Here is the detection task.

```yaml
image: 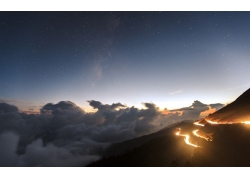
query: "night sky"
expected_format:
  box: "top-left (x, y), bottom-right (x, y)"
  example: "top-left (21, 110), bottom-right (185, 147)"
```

top-left (1, 11), bottom-right (250, 112)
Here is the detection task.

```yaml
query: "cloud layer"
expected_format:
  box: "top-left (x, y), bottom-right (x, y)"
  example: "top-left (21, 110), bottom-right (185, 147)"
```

top-left (0, 100), bottom-right (224, 166)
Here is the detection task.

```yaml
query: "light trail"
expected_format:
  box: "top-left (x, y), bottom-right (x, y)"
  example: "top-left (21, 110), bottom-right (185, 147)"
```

top-left (192, 130), bottom-right (202, 138)
top-left (193, 121), bottom-right (204, 126)
top-left (206, 120), bottom-right (218, 124)
top-left (177, 119), bottom-right (250, 148)
top-left (176, 131), bottom-right (200, 147)
top-left (192, 129), bottom-right (212, 141)
top-left (206, 119), bottom-right (250, 125)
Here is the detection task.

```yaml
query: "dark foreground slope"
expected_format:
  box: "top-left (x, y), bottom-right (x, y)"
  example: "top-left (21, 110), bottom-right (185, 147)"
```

top-left (88, 121), bottom-right (196, 167)
top-left (88, 122), bottom-right (250, 167)
top-left (206, 88), bottom-right (250, 123)
top-left (102, 121), bottom-right (183, 157)
top-left (192, 123), bottom-right (250, 166)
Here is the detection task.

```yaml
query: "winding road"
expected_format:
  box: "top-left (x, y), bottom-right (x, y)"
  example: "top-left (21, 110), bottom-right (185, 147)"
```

top-left (175, 120), bottom-right (212, 147)
top-left (175, 131), bottom-right (200, 147)
top-left (177, 119), bottom-right (250, 148)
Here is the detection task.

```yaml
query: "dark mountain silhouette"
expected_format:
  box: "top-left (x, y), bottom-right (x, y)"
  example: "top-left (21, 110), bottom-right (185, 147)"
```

top-left (205, 88), bottom-right (250, 123)
top-left (88, 88), bottom-right (250, 167)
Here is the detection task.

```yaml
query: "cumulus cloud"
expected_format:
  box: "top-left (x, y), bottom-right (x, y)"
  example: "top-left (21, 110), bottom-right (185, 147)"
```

top-left (209, 103), bottom-right (225, 111)
top-left (0, 101), bottom-right (159, 166)
top-left (0, 102), bottom-right (18, 113)
top-left (41, 101), bottom-right (84, 115)
top-left (159, 101), bottom-right (226, 128)
top-left (0, 100), bottom-right (223, 166)
top-left (173, 100), bottom-right (210, 120)
top-left (0, 103), bottom-right (26, 134)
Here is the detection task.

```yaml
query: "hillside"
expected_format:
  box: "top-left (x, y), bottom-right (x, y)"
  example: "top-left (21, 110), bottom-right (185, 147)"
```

top-left (102, 121), bottom-right (189, 157)
top-left (88, 122), bottom-right (250, 167)
top-left (88, 121), bottom-right (196, 166)
top-left (206, 88), bottom-right (250, 123)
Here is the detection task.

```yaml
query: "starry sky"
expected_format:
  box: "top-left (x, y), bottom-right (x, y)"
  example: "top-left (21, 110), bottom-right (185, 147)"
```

top-left (1, 11), bottom-right (250, 112)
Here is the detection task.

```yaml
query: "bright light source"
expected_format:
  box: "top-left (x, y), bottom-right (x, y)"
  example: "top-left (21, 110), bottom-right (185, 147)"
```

top-left (206, 120), bottom-right (218, 124)
top-left (192, 129), bottom-right (212, 141)
top-left (175, 131), bottom-right (200, 147)
top-left (194, 122), bottom-right (204, 126)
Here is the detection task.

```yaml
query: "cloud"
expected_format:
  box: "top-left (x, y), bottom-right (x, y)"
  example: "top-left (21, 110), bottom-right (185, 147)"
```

top-left (0, 132), bottom-right (19, 166)
top-left (0, 101), bottom-right (160, 166)
top-left (170, 100), bottom-right (210, 120)
top-left (0, 103), bottom-right (26, 134)
top-left (169, 90), bottom-right (182, 95)
top-left (0, 100), bottom-right (223, 166)
top-left (0, 98), bottom-right (44, 114)
top-left (209, 103), bottom-right (225, 111)
top-left (0, 131), bottom-right (99, 167)
top-left (19, 138), bottom-right (99, 167)
top-left (40, 101), bottom-right (84, 114)
top-left (88, 100), bottom-right (126, 111)
top-left (0, 102), bottom-right (19, 113)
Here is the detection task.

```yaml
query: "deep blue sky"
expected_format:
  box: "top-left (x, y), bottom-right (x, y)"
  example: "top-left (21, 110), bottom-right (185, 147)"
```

top-left (1, 12), bottom-right (250, 112)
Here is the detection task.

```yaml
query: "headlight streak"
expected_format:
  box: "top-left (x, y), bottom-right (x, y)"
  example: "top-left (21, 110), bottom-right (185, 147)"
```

top-left (175, 131), bottom-right (200, 148)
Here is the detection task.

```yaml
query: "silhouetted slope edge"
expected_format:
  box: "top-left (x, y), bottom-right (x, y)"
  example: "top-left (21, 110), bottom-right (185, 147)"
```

top-left (206, 88), bottom-right (250, 123)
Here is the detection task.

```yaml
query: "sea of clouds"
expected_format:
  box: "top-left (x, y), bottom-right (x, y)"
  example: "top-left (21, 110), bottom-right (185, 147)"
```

top-left (0, 100), bottom-right (224, 166)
